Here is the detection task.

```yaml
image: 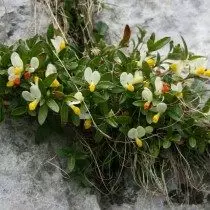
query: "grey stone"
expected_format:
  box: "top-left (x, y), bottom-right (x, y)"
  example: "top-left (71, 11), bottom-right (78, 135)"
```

top-left (98, 0), bottom-right (210, 61)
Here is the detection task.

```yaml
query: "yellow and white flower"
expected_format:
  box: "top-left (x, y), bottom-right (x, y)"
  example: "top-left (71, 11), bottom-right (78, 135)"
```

top-left (120, 72), bottom-right (134, 92)
top-left (66, 92), bottom-right (84, 116)
top-left (132, 70), bottom-right (143, 84)
top-left (171, 82), bottom-right (183, 98)
top-left (7, 52), bottom-right (24, 87)
top-left (22, 83), bottom-right (41, 111)
top-left (84, 67), bottom-right (101, 92)
top-left (152, 102), bottom-right (167, 123)
top-left (128, 126), bottom-right (146, 147)
top-left (51, 36), bottom-right (66, 53)
top-left (189, 57), bottom-right (207, 76)
top-left (169, 60), bottom-right (190, 79)
top-left (27, 57), bottom-right (39, 73)
top-left (79, 105), bottom-right (92, 129)
top-left (45, 64), bottom-right (60, 88)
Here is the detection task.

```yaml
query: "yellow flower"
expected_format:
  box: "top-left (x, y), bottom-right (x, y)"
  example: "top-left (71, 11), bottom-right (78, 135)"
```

top-left (175, 92), bottom-right (183, 98)
top-left (120, 72), bottom-right (135, 92)
top-left (152, 113), bottom-right (160, 123)
top-left (51, 36), bottom-right (66, 53)
top-left (50, 79), bottom-right (60, 88)
top-left (135, 138), bottom-right (143, 147)
top-left (204, 70), bottom-right (210, 77)
top-left (195, 67), bottom-right (205, 75)
top-left (84, 67), bottom-right (101, 92)
top-left (29, 99), bottom-right (39, 111)
top-left (89, 82), bottom-right (96, 92)
top-left (70, 105), bottom-right (81, 116)
top-left (22, 84), bottom-right (42, 111)
top-left (6, 80), bottom-right (14, 87)
top-left (146, 58), bottom-right (156, 68)
top-left (170, 63), bottom-right (178, 72)
top-left (67, 92), bottom-right (84, 116)
top-left (126, 83), bottom-right (134, 92)
top-left (84, 119), bottom-right (92, 129)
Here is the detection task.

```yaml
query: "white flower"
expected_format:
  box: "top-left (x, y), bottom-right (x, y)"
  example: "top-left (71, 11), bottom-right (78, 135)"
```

top-left (45, 64), bottom-right (60, 88)
top-left (66, 92), bottom-right (84, 116)
top-left (7, 52), bottom-right (24, 87)
top-left (156, 102), bottom-right (167, 113)
top-left (189, 57), bottom-right (207, 75)
top-left (155, 77), bottom-right (163, 95)
top-left (128, 126), bottom-right (146, 147)
top-left (171, 82), bottom-right (183, 98)
top-left (51, 36), bottom-right (66, 53)
top-left (84, 67), bottom-right (101, 92)
top-left (132, 70), bottom-right (143, 84)
top-left (28, 57), bottom-right (39, 73)
top-left (22, 84), bottom-right (41, 111)
top-left (168, 60), bottom-right (190, 79)
top-left (171, 82), bottom-right (183, 93)
top-left (120, 72), bottom-right (134, 92)
top-left (142, 87), bottom-right (153, 102)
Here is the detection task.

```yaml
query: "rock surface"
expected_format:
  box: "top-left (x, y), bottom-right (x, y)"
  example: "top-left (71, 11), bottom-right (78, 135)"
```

top-left (98, 0), bottom-right (210, 61)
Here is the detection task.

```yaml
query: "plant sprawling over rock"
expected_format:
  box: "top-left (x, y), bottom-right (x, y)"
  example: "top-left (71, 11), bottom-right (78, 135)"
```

top-left (1, 25), bottom-right (210, 195)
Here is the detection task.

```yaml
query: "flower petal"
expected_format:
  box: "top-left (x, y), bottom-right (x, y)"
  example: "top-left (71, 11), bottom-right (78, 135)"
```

top-left (22, 91), bottom-right (34, 101)
top-left (84, 67), bottom-right (92, 84)
top-left (51, 38), bottom-right (60, 53)
top-left (127, 73), bottom-right (134, 84)
top-left (45, 63), bottom-right (57, 77)
top-left (30, 57), bottom-right (39, 70)
top-left (92, 71), bottom-right (101, 85)
top-left (74, 92), bottom-right (84, 102)
top-left (157, 102), bottom-right (167, 113)
top-left (128, 128), bottom-right (138, 139)
top-left (155, 77), bottom-right (163, 95)
top-left (120, 72), bottom-right (128, 87)
top-left (11, 52), bottom-right (23, 69)
top-left (136, 126), bottom-right (146, 138)
top-left (8, 67), bottom-right (14, 76)
top-left (30, 85), bottom-right (41, 99)
top-left (142, 87), bottom-right (153, 102)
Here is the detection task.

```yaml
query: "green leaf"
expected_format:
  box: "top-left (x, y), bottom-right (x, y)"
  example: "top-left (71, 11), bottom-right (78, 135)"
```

top-left (116, 116), bottom-right (132, 124)
top-left (38, 79), bottom-right (46, 96)
top-left (181, 36), bottom-right (188, 59)
top-left (142, 61), bottom-right (151, 78)
top-left (93, 92), bottom-right (109, 104)
top-left (149, 37), bottom-right (171, 52)
top-left (47, 99), bottom-right (59, 113)
top-left (133, 100), bottom-right (144, 107)
top-left (11, 106), bottom-right (27, 116)
top-left (97, 81), bottom-right (115, 90)
top-left (111, 86), bottom-right (125, 93)
top-left (38, 104), bottom-right (48, 125)
top-left (163, 140), bottom-right (171, 149)
top-left (95, 21), bottom-right (109, 36)
top-left (60, 102), bottom-right (69, 124)
top-left (106, 118), bottom-right (118, 128)
top-left (189, 137), bottom-right (196, 148)
top-left (47, 23), bottom-right (54, 40)
top-left (149, 143), bottom-right (160, 158)
top-left (67, 155), bottom-right (75, 173)
top-left (167, 105), bottom-right (182, 121)
top-left (44, 73), bottom-right (57, 88)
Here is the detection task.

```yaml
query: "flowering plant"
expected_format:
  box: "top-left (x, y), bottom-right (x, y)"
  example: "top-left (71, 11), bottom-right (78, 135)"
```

top-left (0, 25), bottom-right (210, 194)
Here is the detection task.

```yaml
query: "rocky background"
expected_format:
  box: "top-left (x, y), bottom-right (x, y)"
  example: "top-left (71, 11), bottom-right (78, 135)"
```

top-left (1, 0), bottom-right (210, 209)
